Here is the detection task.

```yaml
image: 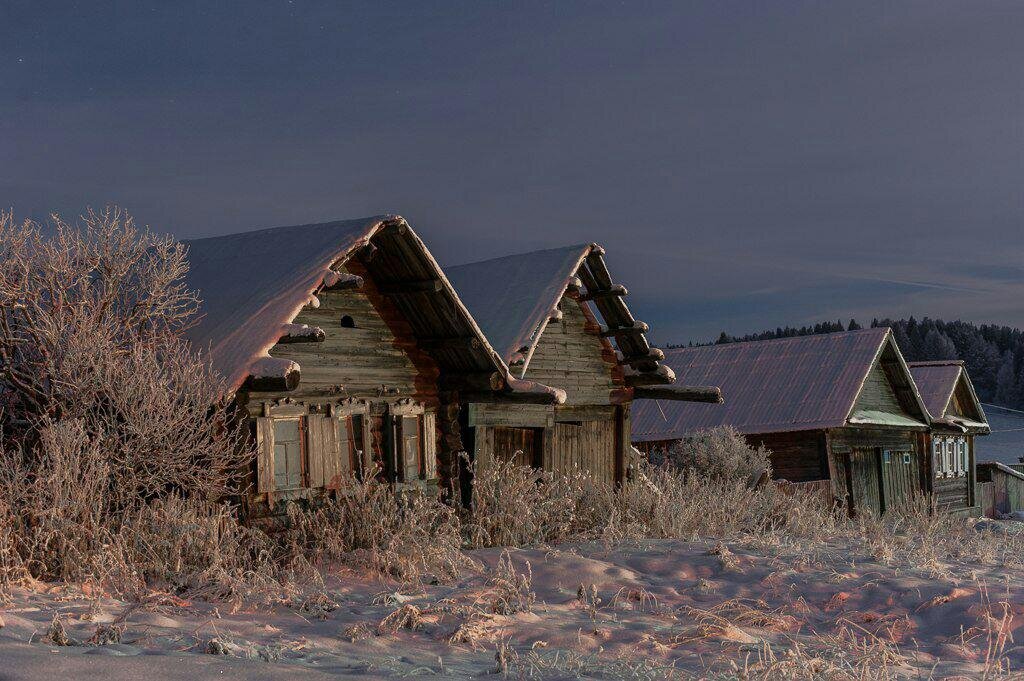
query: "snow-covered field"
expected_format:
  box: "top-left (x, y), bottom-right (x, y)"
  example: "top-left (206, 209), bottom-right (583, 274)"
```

top-left (3, 532), bottom-right (1022, 680)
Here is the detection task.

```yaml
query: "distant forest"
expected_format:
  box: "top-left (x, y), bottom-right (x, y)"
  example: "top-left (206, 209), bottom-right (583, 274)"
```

top-left (668, 318), bottom-right (1024, 410)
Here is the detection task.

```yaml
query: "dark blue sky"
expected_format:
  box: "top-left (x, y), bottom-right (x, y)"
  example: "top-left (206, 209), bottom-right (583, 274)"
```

top-left (3, 1), bottom-right (1023, 343)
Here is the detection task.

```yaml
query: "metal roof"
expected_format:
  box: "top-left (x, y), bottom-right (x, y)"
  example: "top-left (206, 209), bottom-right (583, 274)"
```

top-left (908, 360), bottom-right (989, 432)
top-left (633, 328), bottom-right (911, 440)
top-left (907, 361), bottom-right (964, 418)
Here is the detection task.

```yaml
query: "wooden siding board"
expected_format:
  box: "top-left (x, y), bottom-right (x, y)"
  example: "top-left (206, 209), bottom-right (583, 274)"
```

top-left (853, 360), bottom-right (904, 415)
top-left (523, 293), bottom-right (619, 405)
top-left (248, 263), bottom-right (441, 408)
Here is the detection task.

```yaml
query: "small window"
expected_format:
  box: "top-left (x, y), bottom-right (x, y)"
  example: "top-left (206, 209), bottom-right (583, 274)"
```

top-left (902, 452), bottom-right (911, 465)
top-left (273, 418), bottom-right (306, 490)
top-left (883, 451), bottom-right (892, 464)
top-left (340, 315), bottom-right (355, 328)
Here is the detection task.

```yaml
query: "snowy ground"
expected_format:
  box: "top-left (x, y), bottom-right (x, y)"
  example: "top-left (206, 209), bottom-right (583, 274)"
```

top-left (2, 535), bottom-right (1022, 680)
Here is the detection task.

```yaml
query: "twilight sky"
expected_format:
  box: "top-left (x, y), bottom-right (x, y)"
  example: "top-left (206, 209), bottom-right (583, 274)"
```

top-left (3, 1), bottom-right (1023, 344)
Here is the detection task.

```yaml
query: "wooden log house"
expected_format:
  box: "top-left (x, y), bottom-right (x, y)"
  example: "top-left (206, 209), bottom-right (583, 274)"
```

top-left (632, 328), bottom-right (935, 516)
top-left (908, 360), bottom-right (990, 515)
top-left (444, 244), bottom-right (722, 485)
top-left (182, 216), bottom-right (560, 518)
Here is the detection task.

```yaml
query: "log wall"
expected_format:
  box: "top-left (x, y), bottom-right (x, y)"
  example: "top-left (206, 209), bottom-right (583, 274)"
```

top-left (521, 292), bottom-right (623, 405)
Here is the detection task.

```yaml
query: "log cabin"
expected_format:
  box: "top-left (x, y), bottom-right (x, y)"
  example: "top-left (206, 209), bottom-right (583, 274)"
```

top-left (443, 244), bottom-right (721, 486)
top-left (182, 215), bottom-right (561, 519)
top-left (908, 360), bottom-right (990, 515)
top-left (632, 328), bottom-right (934, 516)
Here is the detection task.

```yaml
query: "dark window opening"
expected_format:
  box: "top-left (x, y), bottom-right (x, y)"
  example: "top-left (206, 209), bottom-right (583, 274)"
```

top-left (340, 315), bottom-right (355, 328)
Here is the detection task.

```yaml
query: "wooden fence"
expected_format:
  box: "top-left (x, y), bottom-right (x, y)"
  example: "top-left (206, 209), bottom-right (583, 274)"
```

top-left (978, 481), bottom-right (996, 519)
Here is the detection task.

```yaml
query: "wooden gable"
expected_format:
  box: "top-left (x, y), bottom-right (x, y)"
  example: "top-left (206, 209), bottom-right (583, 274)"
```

top-left (245, 259), bottom-right (440, 409)
top-left (848, 335), bottom-right (929, 428)
top-left (946, 370), bottom-right (986, 423)
top-left (852, 361), bottom-right (903, 416)
top-left (519, 292), bottom-right (624, 406)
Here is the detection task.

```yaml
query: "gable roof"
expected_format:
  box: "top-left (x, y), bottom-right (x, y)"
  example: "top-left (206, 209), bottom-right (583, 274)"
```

top-left (908, 360), bottom-right (989, 433)
top-left (444, 243), bottom-right (677, 386)
top-left (632, 328), bottom-right (929, 441)
top-left (182, 215), bottom-right (563, 403)
top-left (445, 244), bottom-right (589, 367)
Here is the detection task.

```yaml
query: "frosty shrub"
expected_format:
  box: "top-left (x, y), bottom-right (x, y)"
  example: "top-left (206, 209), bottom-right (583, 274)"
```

top-left (0, 208), bottom-right (254, 586)
top-left (465, 457), bottom-right (593, 547)
top-left (652, 426), bottom-right (771, 485)
top-left (286, 472), bottom-right (475, 584)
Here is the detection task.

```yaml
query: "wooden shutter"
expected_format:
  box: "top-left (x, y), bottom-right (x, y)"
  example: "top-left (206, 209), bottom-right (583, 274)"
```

top-left (336, 416), bottom-right (354, 475)
top-left (423, 411), bottom-right (437, 480)
top-left (400, 415), bottom-right (421, 482)
top-left (306, 414), bottom-right (341, 489)
top-left (306, 414), bottom-right (325, 488)
top-left (255, 417), bottom-right (276, 494)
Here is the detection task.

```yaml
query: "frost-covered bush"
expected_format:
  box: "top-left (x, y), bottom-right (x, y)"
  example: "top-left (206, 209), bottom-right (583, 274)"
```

top-left (0, 208), bottom-right (253, 587)
top-left (652, 426), bottom-right (771, 485)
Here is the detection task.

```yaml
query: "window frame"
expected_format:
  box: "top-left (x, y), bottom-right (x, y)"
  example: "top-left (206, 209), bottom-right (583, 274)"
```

top-left (271, 417), bottom-right (307, 491)
top-left (255, 400), bottom-right (312, 496)
top-left (330, 398), bottom-right (373, 480)
top-left (387, 399), bottom-right (437, 483)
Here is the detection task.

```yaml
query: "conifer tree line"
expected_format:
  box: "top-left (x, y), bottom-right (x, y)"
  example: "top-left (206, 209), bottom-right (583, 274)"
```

top-left (669, 318), bottom-right (1024, 410)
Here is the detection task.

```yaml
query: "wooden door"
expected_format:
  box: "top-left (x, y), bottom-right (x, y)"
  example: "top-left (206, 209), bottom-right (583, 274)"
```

top-left (880, 449), bottom-right (919, 511)
top-left (492, 426), bottom-right (541, 468)
top-left (552, 422), bottom-right (583, 474)
top-left (550, 420), bottom-right (617, 482)
top-left (848, 448), bottom-right (882, 517)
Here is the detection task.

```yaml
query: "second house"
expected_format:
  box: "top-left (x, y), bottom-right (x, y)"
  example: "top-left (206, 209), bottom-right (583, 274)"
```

top-left (445, 244), bottom-right (721, 486)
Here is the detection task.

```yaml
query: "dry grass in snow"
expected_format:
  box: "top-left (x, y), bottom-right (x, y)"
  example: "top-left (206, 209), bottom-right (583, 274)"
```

top-left (2, 459), bottom-right (1024, 679)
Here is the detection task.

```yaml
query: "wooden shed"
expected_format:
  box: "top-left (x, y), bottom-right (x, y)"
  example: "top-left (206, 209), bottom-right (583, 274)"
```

top-left (908, 360), bottom-right (990, 515)
top-left (976, 462), bottom-right (1024, 518)
top-left (182, 216), bottom-right (560, 518)
top-left (444, 244), bottom-right (721, 485)
top-left (632, 329), bottom-right (933, 517)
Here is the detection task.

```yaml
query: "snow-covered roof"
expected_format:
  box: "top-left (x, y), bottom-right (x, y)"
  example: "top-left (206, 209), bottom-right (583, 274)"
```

top-left (445, 244), bottom-right (591, 365)
top-left (444, 244), bottom-right (676, 385)
top-left (182, 216), bottom-right (563, 403)
top-left (183, 217), bottom-right (384, 390)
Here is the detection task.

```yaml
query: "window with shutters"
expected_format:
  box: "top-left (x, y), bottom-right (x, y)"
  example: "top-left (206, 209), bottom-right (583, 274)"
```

top-left (335, 413), bottom-right (368, 477)
top-left (955, 436), bottom-right (968, 477)
top-left (933, 435), bottom-right (969, 478)
top-left (273, 418), bottom-right (306, 490)
top-left (385, 400), bottom-right (437, 483)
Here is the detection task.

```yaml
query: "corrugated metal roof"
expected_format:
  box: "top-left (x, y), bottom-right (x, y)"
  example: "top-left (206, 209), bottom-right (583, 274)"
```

top-left (632, 328), bottom-right (894, 440)
top-left (907, 361), bottom-right (963, 418)
top-left (908, 360), bottom-right (989, 432)
top-left (443, 245), bottom-right (591, 364)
